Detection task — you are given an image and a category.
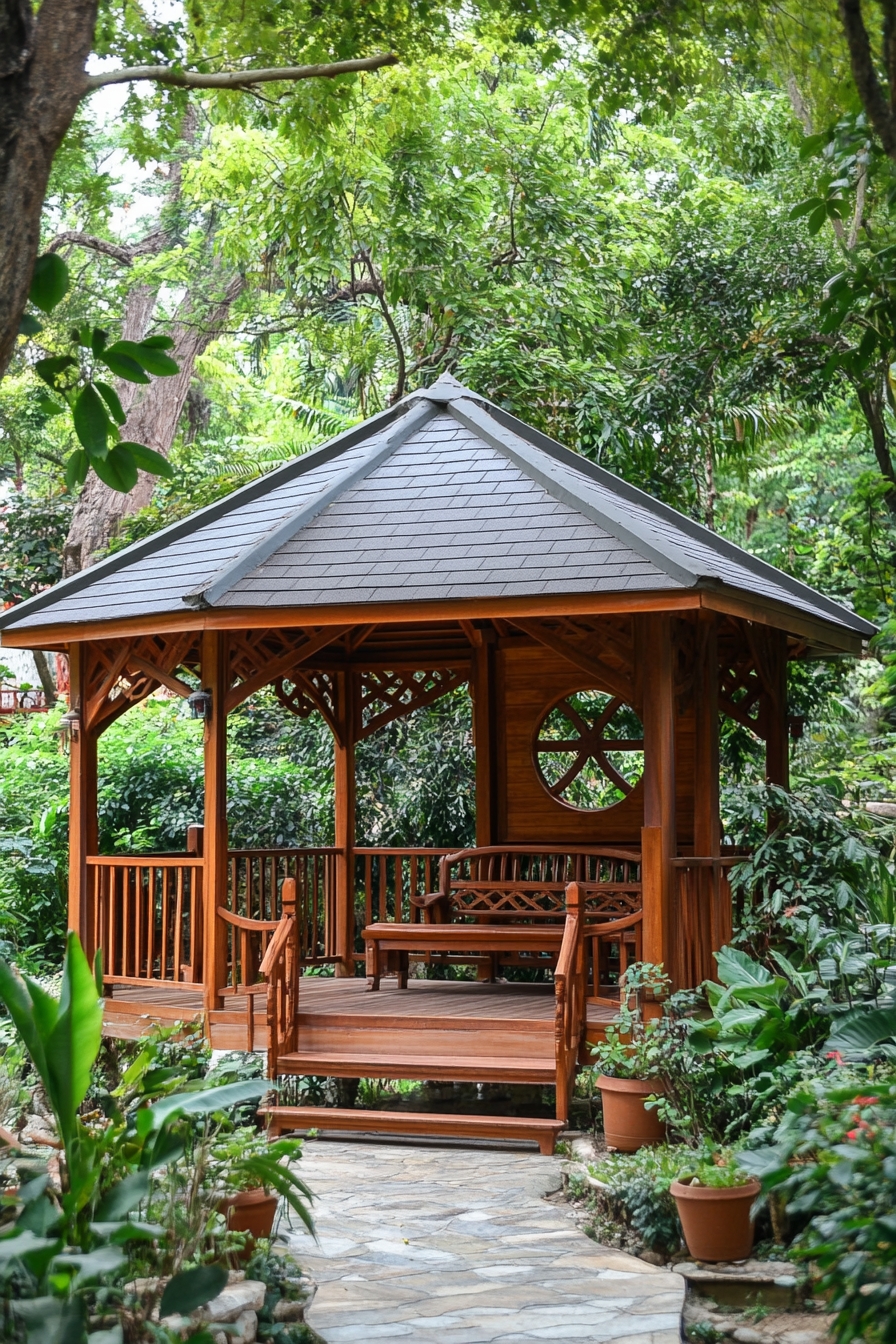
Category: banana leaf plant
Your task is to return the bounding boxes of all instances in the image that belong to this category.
[0,933,298,1342]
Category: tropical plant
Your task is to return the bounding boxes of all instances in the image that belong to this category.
[0,932,302,1339]
[590,962,671,1080]
[742,1075,896,1344]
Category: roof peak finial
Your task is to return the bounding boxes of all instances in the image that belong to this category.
[410,371,483,405]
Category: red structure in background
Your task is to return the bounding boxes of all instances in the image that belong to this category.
[0,685,48,713]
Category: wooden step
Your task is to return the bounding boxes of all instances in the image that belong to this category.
[298,1023,553,1060]
[274,1049,557,1085]
[261,1105,566,1155]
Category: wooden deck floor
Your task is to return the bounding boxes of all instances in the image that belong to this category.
[103,975,618,1047]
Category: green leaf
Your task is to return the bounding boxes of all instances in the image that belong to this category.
[144,1079,270,1132]
[827,1005,896,1056]
[99,346,150,383]
[91,328,108,357]
[111,339,178,377]
[88,1328,123,1344]
[92,445,139,493]
[0,1230,58,1264]
[807,205,829,235]
[65,450,89,492]
[159,1263,228,1317]
[53,1245,126,1282]
[95,381,127,426]
[18,314,43,336]
[34,355,77,390]
[73,385,113,457]
[29,254,70,314]
[0,958,50,1096]
[139,335,175,350]
[788,198,822,220]
[120,442,174,479]
[37,395,66,417]
[43,933,104,1148]
[95,1170,150,1220]
[715,946,774,990]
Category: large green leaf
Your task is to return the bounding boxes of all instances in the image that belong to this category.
[29,254,70,313]
[34,355,77,390]
[95,1170,150,1220]
[142,1079,270,1133]
[95,381,126,426]
[826,1005,896,1057]
[65,449,89,492]
[73,385,112,457]
[112,339,178,377]
[121,442,175,479]
[92,445,139,493]
[99,345,150,383]
[715,946,774,989]
[159,1263,227,1317]
[0,1230,58,1264]
[0,959,50,1092]
[41,933,104,1146]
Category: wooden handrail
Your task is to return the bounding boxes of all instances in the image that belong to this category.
[259,914,295,977]
[217,906,280,932]
[86,855,203,868]
[554,881,587,1123]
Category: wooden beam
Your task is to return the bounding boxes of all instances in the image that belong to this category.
[0,590,706,647]
[224,625,352,712]
[699,591,865,656]
[69,644,98,952]
[508,617,633,703]
[333,670,356,977]
[763,626,790,794]
[638,614,676,978]
[202,631,229,1013]
[128,655,192,699]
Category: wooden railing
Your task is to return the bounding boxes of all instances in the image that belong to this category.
[670,857,738,989]
[227,847,338,966]
[554,882,586,1122]
[355,847,454,927]
[87,856,203,988]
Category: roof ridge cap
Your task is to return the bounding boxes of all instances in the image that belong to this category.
[0,400,406,632]
[448,397,699,590]
[184,398,440,608]
[480,403,876,638]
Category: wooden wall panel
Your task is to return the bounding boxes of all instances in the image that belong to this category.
[499,644,645,844]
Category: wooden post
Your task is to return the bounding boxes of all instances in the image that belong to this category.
[473,630,499,846]
[68,642,98,953]
[764,627,790,793]
[333,669,356,977]
[693,612,720,860]
[638,613,676,980]
[201,630,228,1013]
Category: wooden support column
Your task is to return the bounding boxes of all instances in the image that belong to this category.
[638,614,676,979]
[68,643,98,953]
[202,630,228,1013]
[763,627,790,792]
[334,669,356,978]
[473,630,500,846]
[694,612,720,860]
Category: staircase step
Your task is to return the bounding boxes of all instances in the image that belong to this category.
[274,1050,557,1085]
[261,1106,566,1155]
[298,1024,554,1059]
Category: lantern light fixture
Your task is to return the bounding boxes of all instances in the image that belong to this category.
[187,688,213,721]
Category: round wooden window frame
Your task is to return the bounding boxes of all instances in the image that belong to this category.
[531,688,645,813]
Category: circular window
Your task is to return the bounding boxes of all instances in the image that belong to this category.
[534,690,644,811]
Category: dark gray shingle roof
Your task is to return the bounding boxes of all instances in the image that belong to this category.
[0,372,875,638]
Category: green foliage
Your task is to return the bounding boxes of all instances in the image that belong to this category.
[742,1076,896,1344]
[589,1144,684,1255]
[0,489,72,603]
[21,256,178,494]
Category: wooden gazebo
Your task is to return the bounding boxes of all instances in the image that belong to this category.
[0,373,872,1148]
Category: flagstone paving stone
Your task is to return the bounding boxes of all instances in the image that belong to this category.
[282,1139,683,1344]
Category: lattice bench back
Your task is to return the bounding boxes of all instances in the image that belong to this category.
[438,846,641,922]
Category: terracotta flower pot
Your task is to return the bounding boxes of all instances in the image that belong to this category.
[597,1074,665,1151]
[218,1186,279,1240]
[670,1178,761,1262]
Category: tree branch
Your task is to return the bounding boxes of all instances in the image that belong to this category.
[357,247,406,404]
[46,230,134,264]
[838,0,896,160]
[83,53,398,93]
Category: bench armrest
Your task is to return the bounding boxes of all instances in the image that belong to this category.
[409,890,452,924]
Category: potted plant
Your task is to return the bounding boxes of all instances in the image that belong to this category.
[211,1125,313,1246]
[592,963,669,1151]
[670,1152,760,1262]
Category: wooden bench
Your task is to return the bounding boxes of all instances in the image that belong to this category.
[363,846,642,991]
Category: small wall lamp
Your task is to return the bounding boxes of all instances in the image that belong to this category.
[187,688,213,721]
[55,705,81,752]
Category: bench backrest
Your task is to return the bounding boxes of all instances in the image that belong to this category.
[439,846,642,922]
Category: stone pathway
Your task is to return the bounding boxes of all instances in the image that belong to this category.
[280,1138,684,1344]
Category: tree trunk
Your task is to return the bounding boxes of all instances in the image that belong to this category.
[0,0,97,378]
[62,272,245,572]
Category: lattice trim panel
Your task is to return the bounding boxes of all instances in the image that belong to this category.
[85,633,200,733]
[226,626,349,713]
[273,671,339,739]
[357,666,468,740]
